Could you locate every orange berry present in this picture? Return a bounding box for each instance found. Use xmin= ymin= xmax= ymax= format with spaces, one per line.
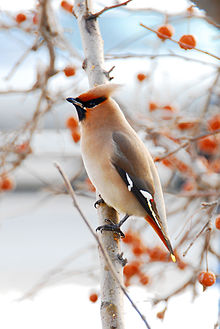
xmin=157 ymin=309 xmax=166 ymax=320
xmin=123 ymin=261 xmax=140 ymax=278
xmin=16 ymin=142 xmax=32 ymax=154
xmin=176 ymin=160 xmax=189 ymax=173
xmin=147 ymin=246 xmax=168 ymax=262
xmin=173 ymin=158 xmax=194 ymax=176
xmin=177 ymin=121 xmax=196 ymax=130
xmin=207 ymin=114 xmax=220 ymax=131
xmin=137 ymin=73 xmax=147 ymax=82
xmin=198 ymin=271 xmax=216 ymax=287
xmin=71 ymin=131 xmax=81 ymax=143
xmin=64 ymin=66 xmax=76 ymax=77
xmin=198 ymin=136 xmax=218 ymax=154
xmin=0 ymin=176 xmax=14 ymax=191
xmin=15 ymin=13 xmax=26 ymax=23
xmin=61 ymin=1 xmax=73 ymax=13
xmin=149 ymin=102 xmax=158 ymax=112
xmin=89 ymin=293 xmax=98 ymax=303
xmin=182 ymin=180 xmax=195 ymax=192
xmin=123 ymin=231 xmax=134 ymax=244
xmin=130 ymin=234 xmax=142 ymax=246
xmin=132 ymin=244 xmax=144 ymax=257
xmin=162 ymin=158 xmax=173 ymax=168
xmin=139 ymin=273 xmax=149 ymax=285
xmin=156 ymin=25 xmax=174 ymax=40
xmin=179 ymin=34 xmax=196 ymax=50
xmin=215 ymin=215 xmax=220 ymax=230
xmin=85 ymin=177 xmax=96 ymax=192
xmin=66 ymin=116 xmax=78 ymax=129
xmin=162 ymin=105 xmax=175 ymax=112
xmin=33 ymin=13 xmax=38 ymax=24
xmin=210 ymin=159 xmax=220 ymax=173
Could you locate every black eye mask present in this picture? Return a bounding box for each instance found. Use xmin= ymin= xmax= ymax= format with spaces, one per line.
xmin=76 ymin=96 xmax=107 ymax=108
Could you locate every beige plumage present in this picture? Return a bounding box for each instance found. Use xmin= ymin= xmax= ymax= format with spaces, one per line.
xmin=67 ymin=84 xmax=175 ymax=261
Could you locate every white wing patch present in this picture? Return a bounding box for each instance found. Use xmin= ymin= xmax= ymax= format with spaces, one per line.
xmin=140 ymin=190 xmax=160 ymax=225
xmin=139 ymin=190 xmax=153 ymax=201
xmin=125 ymin=173 xmax=160 ymax=226
xmin=126 ymin=173 xmax=133 ymax=191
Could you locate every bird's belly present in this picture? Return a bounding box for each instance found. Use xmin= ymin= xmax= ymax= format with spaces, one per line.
xmin=82 ymin=154 xmax=146 ymax=218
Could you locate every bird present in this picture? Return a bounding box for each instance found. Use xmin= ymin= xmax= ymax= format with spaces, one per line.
xmin=66 ymin=83 xmax=176 ymax=262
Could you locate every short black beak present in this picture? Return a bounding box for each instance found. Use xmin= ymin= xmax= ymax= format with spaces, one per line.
xmin=66 ymin=97 xmax=86 ymax=121
xmin=66 ymin=98 xmax=84 ymax=108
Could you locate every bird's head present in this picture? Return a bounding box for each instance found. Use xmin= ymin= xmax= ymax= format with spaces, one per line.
xmin=66 ymin=83 xmax=121 ymax=122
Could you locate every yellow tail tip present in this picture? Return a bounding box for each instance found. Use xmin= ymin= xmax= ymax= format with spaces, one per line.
xmin=171 ymin=254 xmax=176 ymax=263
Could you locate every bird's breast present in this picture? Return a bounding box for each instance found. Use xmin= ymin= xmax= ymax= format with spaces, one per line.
xmin=80 ymin=130 xmax=146 ymax=217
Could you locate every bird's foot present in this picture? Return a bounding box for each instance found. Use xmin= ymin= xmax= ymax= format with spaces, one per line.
xmin=94 ymin=195 xmax=105 ymax=208
xmin=96 ymin=219 xmax=125 ymax=238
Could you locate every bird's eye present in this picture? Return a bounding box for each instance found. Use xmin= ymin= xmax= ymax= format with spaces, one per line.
xmin=88 ymin=100 xmax=96 ymax=107
xmin=83 ymin=96 xmax=107 ymax=108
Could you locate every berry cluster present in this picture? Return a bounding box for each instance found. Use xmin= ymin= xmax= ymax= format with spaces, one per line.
xmin=122 ymin=229 xmax=187 ymax=287
xmin=156 ymin=24 xmax=197 ymax=50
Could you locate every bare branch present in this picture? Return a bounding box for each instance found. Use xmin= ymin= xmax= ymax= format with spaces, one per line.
xmin=183 ymin=221 xmax=210 ymax=257
xmin=87 ymin=0 xmax=132 ymax=19
xmin=156 ymin=129 xmax=220 ymax=161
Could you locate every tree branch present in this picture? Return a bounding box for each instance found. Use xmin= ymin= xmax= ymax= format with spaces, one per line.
xmin=87 ymin=0 xmax=132 ymax=19
xmin=156 ymin=129 xmax=220 ymax=161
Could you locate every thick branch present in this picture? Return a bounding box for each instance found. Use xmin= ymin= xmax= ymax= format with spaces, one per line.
xmin=74 ymin=1 xmax=108 ymax=86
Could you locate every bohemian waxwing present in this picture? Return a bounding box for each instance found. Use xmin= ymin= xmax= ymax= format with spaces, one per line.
xmin=66 ymin=84 xmax=176 ymax=262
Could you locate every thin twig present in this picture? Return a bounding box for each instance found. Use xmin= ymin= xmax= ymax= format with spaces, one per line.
xmin=153 ymin=277 xmax=194 ymax=305
xmin=140 ymin=23 xmax=220 ymax=61
xmin=106 ymin=52 xmax=219 ymax=68
xmin=87 ymin=0 xmax=132 ymax=19
xmin=183 ymin=221 xmax=209 ymax=257
xmin=156 ymin=129 xmax=220 ymax=161
xmin=201 ymin=201 xmax=218 ymax=208
xmin=5 ymin=37 xmax=40 ymax=80
xmin=54 ymin=162 xmax=152 ymax=329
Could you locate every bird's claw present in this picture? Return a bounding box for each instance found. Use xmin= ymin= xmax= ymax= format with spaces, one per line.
xmin=96 ymin=220 xmax=125 ymax=238
xmin=94 ymin=195 xmax=105 ymax=208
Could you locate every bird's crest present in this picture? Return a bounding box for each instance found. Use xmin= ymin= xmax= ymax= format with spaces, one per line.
xmin=77 ymin=83 xmax=121 ymax=102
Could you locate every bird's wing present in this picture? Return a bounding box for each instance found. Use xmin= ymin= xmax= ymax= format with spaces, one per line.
xmin=112 ymin=131 xmax=175 ymax=260
xmin=111 ymin=131 xmax=160 ymax=221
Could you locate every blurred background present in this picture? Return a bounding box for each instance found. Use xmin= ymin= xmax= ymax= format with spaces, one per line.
xmin=0 ymin=0 xmax=219 ymax=328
